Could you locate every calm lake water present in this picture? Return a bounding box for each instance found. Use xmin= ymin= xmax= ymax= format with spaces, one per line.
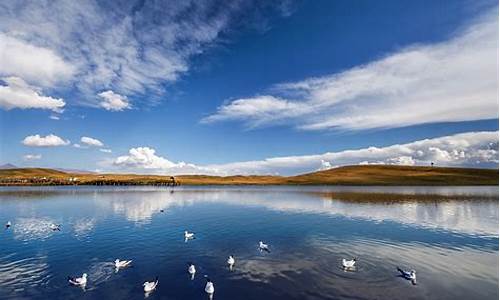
xmin=0 ymin=186 xmax=498 ymax=300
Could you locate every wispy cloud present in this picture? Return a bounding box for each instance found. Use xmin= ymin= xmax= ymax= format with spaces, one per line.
xmin=23 ymin=154 xmax=42 ymax=161
xmin=109 ymin=131 xmax=498 ymax=175
xmin=22 ymin=134 xmax=70 ymax=147
xmin=0 ymin=1 xmax=293 ymax=109
xmin=81 ymin=136 xmax=104 ymax=147
xmin=203 ymin=11 xmax=498 ymax=130
xmin=0 ymin=77 xmax=65 ymax=112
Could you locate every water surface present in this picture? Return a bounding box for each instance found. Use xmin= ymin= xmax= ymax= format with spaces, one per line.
xmin=0 ymin=186 xmax=498 ymax=299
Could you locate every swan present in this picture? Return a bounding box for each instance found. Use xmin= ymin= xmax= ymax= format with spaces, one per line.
xmin=259 ymin=241 xmax=270 ymax=252
xmin=68 ymin=273 xmax=87 ymax=287
xmin=143 ymin=277 xmax=159 ymax=293
xmin=184 ymin=231 xmax=195 ymax=240
xmin=342 ymin=258 xmax=356 ymax=269
xmin=227 ymin=255 xmax=235 ymax=270
xmin=188 ymin=263 xmax=196 ymax=280
xmin=115 ymin=259 xmax=132 ymax=269
xmin=205 ymin=276 xmax=215 ymax=299
xmin=50 ymin=223 xmax=61 ymax=231
xmin=397 ymin=267 xmax=417 ymax=285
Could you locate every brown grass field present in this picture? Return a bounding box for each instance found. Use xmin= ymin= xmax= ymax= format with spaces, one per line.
xmin=0 ymin=165 xmax=497 ymax=186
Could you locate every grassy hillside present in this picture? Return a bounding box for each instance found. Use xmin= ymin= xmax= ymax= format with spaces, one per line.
xmin=0 ymin=165 xmax=497 ymax=186
xmin=0 ymin=168 xmax=68 ymax=177
xmin=177 ymin=175 xmax=282 ymax=185
xmin=284 ymin=165 xmax=499 ymax=186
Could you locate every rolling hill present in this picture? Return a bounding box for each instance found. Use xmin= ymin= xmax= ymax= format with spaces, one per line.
xmin=0 ymin=165 xmax=497 ymax=186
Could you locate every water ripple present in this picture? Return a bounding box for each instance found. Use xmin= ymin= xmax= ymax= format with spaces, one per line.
xmin=0 ymin=255 xmax=51 ymax=296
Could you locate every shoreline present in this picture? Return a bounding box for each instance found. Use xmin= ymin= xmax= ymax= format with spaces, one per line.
xmin=0 ymin=165 xmax=498 ymax=187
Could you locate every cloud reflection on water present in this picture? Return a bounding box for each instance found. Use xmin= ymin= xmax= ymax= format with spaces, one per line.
xmin=72 ymin=218 xmax=96 ymax=238
xmin=13 ymin=217 xmax=58 ymax=241
xmin=95 ymin=187 xmax=498 ymax=236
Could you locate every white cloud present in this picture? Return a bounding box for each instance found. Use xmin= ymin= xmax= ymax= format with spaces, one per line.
xmin=23 ymin=154 xmax=42 ymax=161
xmin=109 ymin=131 xmax=498 ymax=175
xmin=97 ymin=90 xmax=131 ymax=111
xmin=317 ymin=160 xmax=334 ymax=171
xmin=22 ymin=134 xmax=70 ymax=147
xmin=0 ymin=33 xmax=74 ymax=86
xmin=0 ymin=77 xmax=65 ymax=112
xmin=114 ymin=147 xmax=180 ymax=169
xmin=202 ymin=95 xmax=308 ymax=127
xmin=0 ymin=1 xmax=292 ymax=108
xmin=81 ymin=136 xmax=104 ymax=147
xmin=49 ymin=115 xmax=60 ymax=120
xmin=100 ymin=148 xmax=112 ymax=153
xmin=204 ymin=11 xmax=498 ymax=130
xmin=112 ymin=147 xmax=213 ymax=174
xmin=73 ymin=143 xmax=83 ymax=148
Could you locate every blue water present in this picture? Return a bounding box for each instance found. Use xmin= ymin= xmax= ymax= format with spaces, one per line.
xmin=0 ymin=186 xmax=498 ymax=299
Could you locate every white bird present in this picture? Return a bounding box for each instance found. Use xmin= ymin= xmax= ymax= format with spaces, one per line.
xmin=188 ymin=263 xmax=196 ymax=280
xmin=143 ymin=277 xmax=159 ymax=293
xmin=259 ymin=241 xmax=270 ymax=252
xmin=184 ymin=230 xmax=195 ymax=240
xmin=115 ymin=259 xmax=132 ymax=269
xmin=50 ymin=223 xmax=61 ymax=231
xmin=227 ymin=255 xmax=235 ymax=270
xmin=68 ymin=273 xmax=87 ymax=287
xmin=397 ymin=267 xmax=417 ymax=285
xmin=5 ymin=221 xmax=11 ymax=229
xmin=204 ymin=276 xmax=215 ymax=299
xmin=342 ymin=258 xmax=356 ymax=269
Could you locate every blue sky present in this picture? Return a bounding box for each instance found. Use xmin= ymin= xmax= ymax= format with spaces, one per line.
xmin=0 ymin=0 xmax=498 ymax=175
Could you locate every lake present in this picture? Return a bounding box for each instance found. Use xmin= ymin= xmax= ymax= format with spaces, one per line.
xmin=0 ymin=186 xmax=498 ymax=300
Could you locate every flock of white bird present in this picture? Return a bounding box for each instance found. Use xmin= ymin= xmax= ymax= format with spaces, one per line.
xmin=5 ymin=220 xmax=417 ymax=298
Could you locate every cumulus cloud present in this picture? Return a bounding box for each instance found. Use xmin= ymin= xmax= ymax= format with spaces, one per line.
xmin=49 ymin=115 xmax=60 ymax=120
xmin=100 ymin=148 xmax=112 ymax=153
xmin=0 ymin=77 xmax=65 ymax=112
xmin=0 ymin=1 xmax=293 ymax=108
xmin=23 ymin=154 xmax=42 ymax=161
xmin=114 ymin=147 xmax=174 ymax=169
xmin=204 ymin=11 xmax=498 ymax=130
xmin=114 ymin=147 xmax=190 ymax=169
xmin=81 ymin=136 xmax=104 ymax=147
xmin=112 ymin=147 xmax=215 ymax=174
xmin=109 ymin=131 xmax=498 ymax=175
xmin=97 ymin=91 xmax=131 ymax=111
xmin=22 ymin=134 xmax=70 ymax=147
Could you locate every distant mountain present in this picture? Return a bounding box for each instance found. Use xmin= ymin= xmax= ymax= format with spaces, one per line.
xmin=0 ymin=163 xmax=17 ymax=169
xmin=0 ymin=164 xmax=94 ymax=174
xmin=54 ymin=168 xmax=96 ymax=174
